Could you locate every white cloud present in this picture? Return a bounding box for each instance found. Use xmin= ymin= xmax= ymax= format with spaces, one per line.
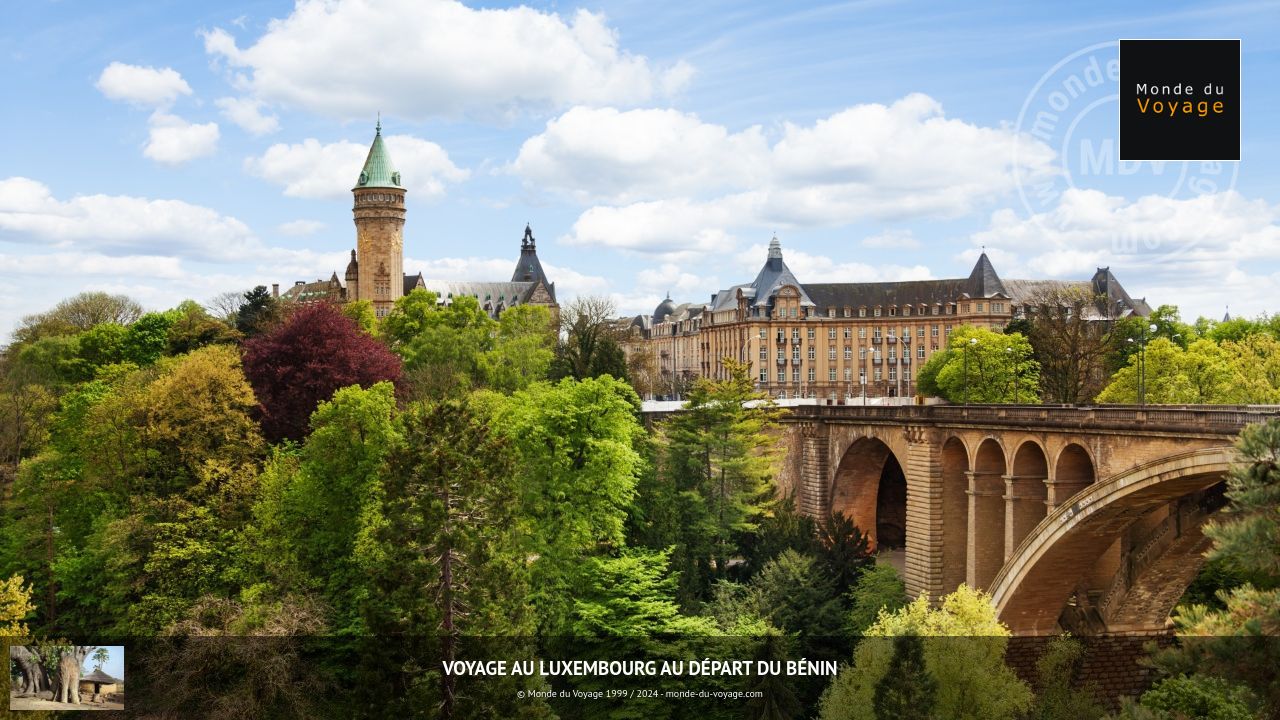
xmin=0 ymin=252 xmax=186 ymax=279
xmin=635 ymin=263 xmax=718 ymax=299
xmin=202 ymin=0 xmax=691 ymax=120
xmin=529 ymin=95 xmax=1056 ymax=256
xmin=969 ymin=188 xmax=1280 ymax=320
xmin=144 ymin=112 xmax=220 ymax=164
xmin=96 ymin=62 xmax=192 ymax=107
xmin=510 ymin=106 xmax=766 ymax=204
xmin=215 ymin=96 xmax=279 ymax=135
xmin=276 ymin=219 xmax=325 ymax=236
xmin=861 ymin=229 xmax=920 ymax=250
xmin=246 ymin=134 xmax=468 ymax=199
xmin=734 ymin=242 xmax=934 ymax=284
xmin=0 ymin=176 xmax=255 ymax=261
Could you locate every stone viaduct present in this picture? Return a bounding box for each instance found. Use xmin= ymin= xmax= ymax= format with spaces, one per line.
xmin=652 ymin=403 xmax=1279 ymax=636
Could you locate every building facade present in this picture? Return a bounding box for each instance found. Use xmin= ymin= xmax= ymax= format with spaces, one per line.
xmin=278 ymin=122 xmax=558 ymax=320
xmin=621 ymin=237 xmax=1150 ymax=401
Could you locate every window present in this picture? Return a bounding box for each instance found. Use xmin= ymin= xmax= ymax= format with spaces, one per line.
xmin=931 ymin=324 xmax=939 ymax=337
xmin=932 ymin=343 xmax=939 ymax=352
xmin=874 ymin=369 xmax=882 ymax=381
xmin=792 ymin=369 xmax=800 ymax=383
xmin=828 ymin=347 xmax=836 ymax=360
xmin=828 ymin=328 xmax=837 ymax=340
xmin=791 ymin=328 xmax=800 ymax=341
xmin=874 ymin=307 xmax=882 ymax=317
xmin=808 ymin=368 xmax=816 ymax=381
xmin=905 ymin=370 xmax=912 ymax=381
xmin=778 ymin=370 xmax=786 ymax=383
xmin=808 ymin=347 xmax=816 ymax=360
xmin=829 ymin=368 xmax=837 ymax=381
xmin=976 ymin=302 xmax=984 ymax=312
xmin=889 ymin=368 xmax=897 ymax=381
xmin=807 ymin=328 xmax=815 ymax=340
xmin=859 ymin=369 xmax=866 ymax=382
xmin=917 ymin=327 xmax=925 ymax=338
xmin=791 ymin=307 xmax=798 ymax=318
xmin=860 ymin=348 xmax=867 ymax=360
xmin=792 ymin=347 xmax=800 ymax=361
xmin=844 ymin=346 xmax=852 ymax=360
xmin=962 ymin=303 xmax=971 ymax=314
xmin=843 ymin=327 xmax=852 ymax=339
xmin=859 ymin=307 xmax=867 ymax=317
xmin=889 ymin=349 xmax=896 ymax=361
xmin=904 ymin=306 xmax=911 ymax=316
xmin=873 ymin=328 xmax=882 ymax=339
xmin=859 ymin=327 xmax=867 ymax=339
xmin=917 ymin=345 xmax=925 ymax=358
xmin=828 ymin=308 xmax=835 ymax=318
xmin=945 ymin=326 xmax=953 ymax=337
xmin=759 ymin=368 xmax=768 ymax=382
xmin=889 ymin=306 xmax=897 ymax=316
xmin=759 ymin=347 xmax=767 ymax=359
xmin=992 ymin=302 xmax=1004 ymax=312
xmin=759 ymin=328 xmax=766 ymax=339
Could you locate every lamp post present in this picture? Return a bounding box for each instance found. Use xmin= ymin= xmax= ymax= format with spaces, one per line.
xmin=1128 ymin=322 xmax=1158 ymax=405
xmin=963 ymin=337 xmax=978 ymax=404
xmin=1006 ymin=346 xmax=1016 ymax=404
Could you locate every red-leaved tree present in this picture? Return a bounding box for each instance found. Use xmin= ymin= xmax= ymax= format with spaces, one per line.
xmin=242 ymin=302 xmax=401 ymax=442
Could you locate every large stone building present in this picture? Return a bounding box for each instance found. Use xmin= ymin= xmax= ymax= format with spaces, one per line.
xmin=278 ymin=122 xmax=557 ymax=319
xmin=621 ymin=237 xmax=1150 ymax=400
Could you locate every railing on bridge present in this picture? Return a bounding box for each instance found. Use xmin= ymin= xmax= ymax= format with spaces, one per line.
xmin=782 ymin=403 xmax=1280 ymax=434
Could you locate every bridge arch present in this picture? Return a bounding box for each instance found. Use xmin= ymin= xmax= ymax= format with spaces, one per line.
xmin=1008 ymin=441 xmax=1050 ymax=559
xmin=969 ymin=437 xmax=1007 ymax=589
xmin=830 ymin=437 xmax=907 ymax=553
xmin=990 ymin=447 xmax=1235 ymax=635
xmin=940 ymin=436 xmax=969 ymax=593
xmin=1051 ymin=443 xmax=1096 ymax=508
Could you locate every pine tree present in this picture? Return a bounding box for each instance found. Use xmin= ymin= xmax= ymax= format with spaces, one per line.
xmin=873 ymin=635 xmax=936 ymax=720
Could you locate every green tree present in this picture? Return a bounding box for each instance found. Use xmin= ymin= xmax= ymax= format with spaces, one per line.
xmin=235 ymin=285 xmax=279 ymax=336
xmin=819 ymin=585 xmax=1032 ymax=720
xmin=917 ymin=326 xmax=1038 ymax=403
xmin=484 ymin=376 xmax=644 ymax=634
xmin=570 ymin=547 xmax=715 ymax=637
xmin=872 ymin=635 xmax=937 ymax=720
xmin=815 ymin=512 xmax=874 ymax=596
xmin=0 ymin=574 xmax=34 ymax=635
xmin=749 ymin=549 xmax=845 ymax=640
xmin=1127 ymin=675 xmax=1259 ymax=720
xmin=165 ymin=300 xmax=239 ymax=355
xmin=1096 ymin=338 xmax=1195 ymax=404
xmin=341 ymin=299 xmax=378 ymax=335
xmin=846 ymin=565 xmax=907 ymax=637
xmin=76 ymin=323 xmax=127 ymax=371
xmin=13 ymin=291 xmax=142 ymax=344
xmin=1024 ymin=635 xmax=1105 ymax=720
xmin=1222 ymin=334 xmax=1280 ymax=404
xmin=550 ymin=295 xmax=629 ymax=382
xmin=478 ymin=304 xmax=555 ymax=393
xmin=121 ymin=310 xmax=178 ymax=365
xmin=384 ymin=290 xmax=497 ymax=399
xmin=1152 ymin=419 xmax=1280 ymax=715
xmin=661 ymin=358 xmax=782 ymax=605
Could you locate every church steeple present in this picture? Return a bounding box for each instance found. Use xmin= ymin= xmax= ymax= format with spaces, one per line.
xmin=512 ymin=224 xmax=556 ymax=303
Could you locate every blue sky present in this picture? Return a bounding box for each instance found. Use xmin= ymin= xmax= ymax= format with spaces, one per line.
xmin=82 ymin=645 xmax=124 ymax=682
xmin=2 ymin=0 xmax=1278 ymax=339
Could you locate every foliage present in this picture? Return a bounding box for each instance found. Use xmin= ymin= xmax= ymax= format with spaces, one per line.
xmin=736 ymin=496 xmax=818 ymax=580
xmin=478 ymin=304 xmax=555 ymax=393
xmin=1097 ymin=335 xmax=1280 ymax=404
xmin=165 ymin=299 xmax=240 ymax=355
xmin=571 ymin=547 xmax=715 ymax=637
xmin=818 ymin=585 xmax=1031 ymax=720
xmin=14 ymin=291 xmax=142 ymax=344
xmin=0 ymin=574 xmax=34 ymax=635
xmin=341 ymin=299 xmax=377 ymax=335
xmin=1025 ymin=635 xmax=1105 ymax=720
xmin=1152 ymin=419 xmax=1280 ymax=716
xmin=661 ymin=359 xmax=783 ymax=606
xmin=235 ymin=285 xmax=279 ymax=336
xmin=550 ymin=295 xmax=629 ymax=382
xmin=242 ymin=302 xmax=402 ymax=441
xmin=748 ymin=550 xmax=845 ymax=640
xmin=814 ymin=512 xmax=875 ymax=597
xmin=121 ymin=310 xmax=179 ymax=365
xmin=917 ymin=326 xmax=1039 ymax=403
xmin=1017 ymin=285 xmax=1124 ymax=403
xmin=845 ymin=565 xmax=907 ymax=637
xmin=1130 ymin=675 xmax=1259 ymax=720
xmin=872 ymin=635 xmax=936 ymax=720
xmin=485 ymin=376 xmax=645 ymax=634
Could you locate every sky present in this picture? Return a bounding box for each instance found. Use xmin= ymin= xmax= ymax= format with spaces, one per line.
xmin=82 ymin=645 xmax=124 ymax=682
xmin=2 ymin=0 xmax=1279 ymax=340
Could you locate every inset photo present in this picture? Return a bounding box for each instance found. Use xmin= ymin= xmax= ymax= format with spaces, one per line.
xmin=9 ymin=645 xmax=124 ymax=712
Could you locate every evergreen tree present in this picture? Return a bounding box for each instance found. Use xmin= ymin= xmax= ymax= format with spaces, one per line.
xmin=872 ymin=635 xmax=936 ymax=720
xmin=661 ymin=358 xmax=782 ymax=606
xmin=234 ymin=285 xmax=278 ymax=336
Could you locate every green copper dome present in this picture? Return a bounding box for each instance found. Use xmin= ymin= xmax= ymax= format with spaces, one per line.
xmin=354 ymin=121 xmax=403 ymax=190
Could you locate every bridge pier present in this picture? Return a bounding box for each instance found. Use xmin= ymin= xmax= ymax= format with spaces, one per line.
xmin=967 ymin=470 xmax=1005 ymax=590
xmin=1004 ymin=473 xmax=1048 ymax=561
xmin=903 ymin=427 xmax=944 ymax=602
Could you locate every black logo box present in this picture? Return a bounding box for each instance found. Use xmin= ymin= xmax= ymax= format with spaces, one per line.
xmin=1119 ymin=39 xmax=1240 ymax=161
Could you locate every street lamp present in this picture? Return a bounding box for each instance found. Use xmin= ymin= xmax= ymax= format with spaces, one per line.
xmin=1129 ymin=323 xmax=1158 ymax=405
xmin=1006 ymin=346 xmax=1017 ymax=404
xmin=963 ymin=337 xmax=978 ymax=404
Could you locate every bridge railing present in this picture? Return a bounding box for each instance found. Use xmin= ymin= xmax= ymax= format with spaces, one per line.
xmin=781 ymin=403 xmax=1280 ymax=433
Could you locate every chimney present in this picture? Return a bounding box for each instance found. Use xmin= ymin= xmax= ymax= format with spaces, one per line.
xmin=272 ymin=283 xmax=279 ymax=298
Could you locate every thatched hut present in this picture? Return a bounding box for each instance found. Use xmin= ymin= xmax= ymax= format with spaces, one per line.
xmin=78 ymin=668 xmax=121 ymax=701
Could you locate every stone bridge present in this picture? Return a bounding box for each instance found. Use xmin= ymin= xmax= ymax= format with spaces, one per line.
xmin=654 ymin=403 xmax=1279 ymax=636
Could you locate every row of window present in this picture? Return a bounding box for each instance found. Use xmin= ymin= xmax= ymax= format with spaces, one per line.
xmin=761 ymin=325 xmax=951 ymax=340
xmin=756 ymin=368 xmax=912 ymax=383
xmin=760 ymin=345 xmax=934 ymax=361
xmin=771 ymin=300 xmax=1006 ymax=320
